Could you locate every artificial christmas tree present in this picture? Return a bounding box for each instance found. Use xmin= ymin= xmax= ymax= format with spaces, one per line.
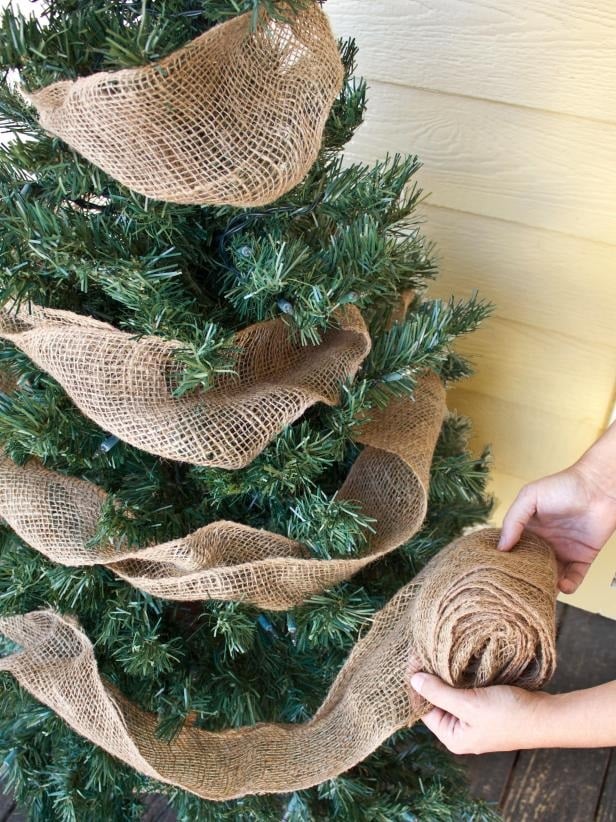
xmin=0 ymin=1 xmax=509 ymax=819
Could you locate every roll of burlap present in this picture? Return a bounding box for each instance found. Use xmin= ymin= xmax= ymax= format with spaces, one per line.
xmin=24 ymin=4 xmax=343 ymax=206
xmin=0 ymin=372 xmax=445 ymax=609
xmin=0 ymin=303 xmax=370 ymax=469
xmin=0 ymin=530 xmax=558 ymax=799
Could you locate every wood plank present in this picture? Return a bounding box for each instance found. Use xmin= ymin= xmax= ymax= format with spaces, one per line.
xmin=328 ymin=0 xmax=616 ymax=123
xmin=461 ymin=751 xmax=517 ymax=806
xmin=553 ymin=601 xmax=569 ymax=639
xmin=420 ymin=205 xmax=616 ymax=349
xmin=597 ymin=750 xmax=616 ymax=822
xmin=502 ymin=747 xmax=608 ymax=821
xmin=543 ymin=606 xmax=614 ymax=691
xmin=345 ymin=81 xmax=616 ymax=244
xmin=141 ymin=794 xmax=176 ymax=822
xmin=0 ymin=777 xmax=23 ymax=822
xmin=501 ymin=606 xmax=616 ymax=821
xmin=0 ymin=793 xmax=16 ymax=822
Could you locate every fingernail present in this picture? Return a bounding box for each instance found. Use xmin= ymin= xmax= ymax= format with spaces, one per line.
xmin=410 ymin=673 xmax=426 ymax=692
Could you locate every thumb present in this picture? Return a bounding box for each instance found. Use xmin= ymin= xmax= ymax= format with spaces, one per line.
xmin=498 ymin=485 xmax=537 ymax=551
xmin=410 ymin=673 xmax=469 ymax=718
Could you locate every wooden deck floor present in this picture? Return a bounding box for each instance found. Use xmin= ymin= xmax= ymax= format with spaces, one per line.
xmin=1 ymin=604 xmax=614 ymax=821
xmin=0 ymin=794 xmax=22 ymax=822
xmin=462 ymin=604 xmax=616 ymax=821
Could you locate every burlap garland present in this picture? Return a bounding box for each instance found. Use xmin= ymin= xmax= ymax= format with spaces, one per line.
xmin=25 ymin=3 xmax=343 ymax=206
xmin=0 ymin=372 xmax=445 ymax=609
xmin=0 ymin=303 xmax=371 ymax=469
xmin=0 ymin=295 xmax=558 ymax=796
xmin=0 ymin=530 xmax=558 ymax=799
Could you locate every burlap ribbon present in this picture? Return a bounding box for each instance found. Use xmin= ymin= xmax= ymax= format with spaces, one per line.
xmin=0 ymin=530 xmax=557 ymax=799
xmin=0 ymin=372 xmax=445 ymax=609
xmin=0 ymin=303 xmax=371 ymax=469
xmin=24 ymin=3 xmax=343 ymax=206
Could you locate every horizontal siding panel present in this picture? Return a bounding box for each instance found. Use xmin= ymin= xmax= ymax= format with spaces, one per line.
xmin=420 ymin=204 xmax=616 ymax=349
xmin=447 ymin=387 xmax=603 ymax=480
xmin=447 ymin=317 xmax=614 ymax=424
xmin=345 ymin=81 xmax=616 ymax=244
xmin=328 ymin=0 xmax=616 ymax=123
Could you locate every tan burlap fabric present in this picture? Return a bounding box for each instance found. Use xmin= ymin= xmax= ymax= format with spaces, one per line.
xmin=0 ymin=303 xmax=370 ymax=469
xmin=0 ymin=530 xmax=558 ymax=798
xmin=0 ymin=373 xmax=445 ymax=609
xmin=25 ymin=4 xmax=343 ymax=206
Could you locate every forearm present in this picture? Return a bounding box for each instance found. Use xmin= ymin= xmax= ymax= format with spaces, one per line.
xmin=575 ymin=421 xmax=616 ymax=499
xmin=532 ymin=681 xmax=616 ymax=748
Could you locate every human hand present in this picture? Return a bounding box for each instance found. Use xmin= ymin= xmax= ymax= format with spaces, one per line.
xmin=410 ymin=674 xmax=616 ymax=752
xmin=410 ymin=673 xmax=552 ymax=754
xmin=498 ymin=463 xmax=616 ymax=594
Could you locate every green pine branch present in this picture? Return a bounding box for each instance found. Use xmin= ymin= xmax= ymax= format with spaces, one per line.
xmin=361 ymin=294 xmax=493 ymax=406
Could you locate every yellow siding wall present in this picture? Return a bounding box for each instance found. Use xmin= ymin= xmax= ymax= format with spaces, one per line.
xmin=328 ymin=0 xmax=616 ymax=618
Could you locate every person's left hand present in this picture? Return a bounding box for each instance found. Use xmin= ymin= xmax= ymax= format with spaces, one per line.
xmin=410 ymin=672 xmax=552 ymax=754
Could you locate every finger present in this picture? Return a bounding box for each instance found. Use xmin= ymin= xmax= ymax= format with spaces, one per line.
xmin=410 ymin=673 xmax=469 ymax=717
xmin=498 ymin=485 xmax=537 ymax=551
xmin=558 ymin=561 xmax=589 ymax=594
xmin=421 ymin=707 xmax=447 ymax=734
xmin=421 ymin=708 xmax=460 ymax=750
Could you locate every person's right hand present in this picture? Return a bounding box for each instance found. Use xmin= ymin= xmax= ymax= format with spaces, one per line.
xmin=498 ymin=463 xmax=616 ymax=594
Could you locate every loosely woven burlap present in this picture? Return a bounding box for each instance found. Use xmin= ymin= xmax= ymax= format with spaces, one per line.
xmin=0 ymin=372 xmax=445 ymax=609
xmin=0 ymin=530 xmax=558 ymax=799
xmin=25 ymin=4 xmax=343 ymax=206
xmin=0 ymin=303 xmax=370 ymax=469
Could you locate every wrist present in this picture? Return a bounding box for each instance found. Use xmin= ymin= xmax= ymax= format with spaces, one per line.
xmin=537 ymin=692 xmax=577 ymax=747
xmin=517 ymin=691 xmax=562 ymax=749
xmin=574 ymin=424 xmax=616 ymax=503
xmin=515 ymin=691 xmax=583 ymax=749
